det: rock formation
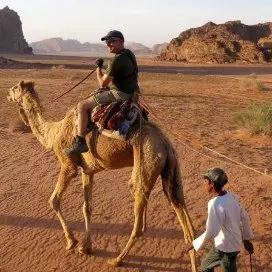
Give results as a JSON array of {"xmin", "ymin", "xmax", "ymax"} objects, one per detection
[
  {"xmin": 0, "ymin": 6, "xmax": 32, "ymax": 53},
  {"xmin": 160, "ymin": 21, "xmax": 272, "ymax": 63}
]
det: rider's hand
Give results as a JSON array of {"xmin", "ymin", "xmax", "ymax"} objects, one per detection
[
  {"xmin": 243, "ymin": 240, "xmax": 254, "ymax": 254},
  {"xmin": 95, "ymin": 58, "xmax": 104, "ymax": 68}
]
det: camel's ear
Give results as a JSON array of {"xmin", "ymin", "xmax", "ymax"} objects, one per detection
[
  {"xmin": 19, "ymin": 81, "xmax": 35, "ymax": 92},
  {"xmin": 19, "ymin": 80, "xmax": 24, "ymax": 89},
  {"xmin": 19, "ymin": 108, "xmax": 30, "ymax": 126}
]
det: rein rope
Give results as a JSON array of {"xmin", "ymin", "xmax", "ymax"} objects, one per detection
[
  {"xmin": 250, "ymin": 253, "xmax": 253, "ymax": 272},
  {"xmin": 44, "ymin": 68, "xmax": 96, "ymax": 106}
]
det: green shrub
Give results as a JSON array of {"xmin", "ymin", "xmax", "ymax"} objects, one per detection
[
  {"xmin": 241, "ymin": 73, "xmax": 265, "ymax": 92},
  {"xmin": 235, "ymin": 103, "xmax": 272, "ymax": 135}
]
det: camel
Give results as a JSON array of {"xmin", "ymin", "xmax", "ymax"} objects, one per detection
[{"xmin": 7, "ymin": 80, "xmax": 197, "ymax": 271}]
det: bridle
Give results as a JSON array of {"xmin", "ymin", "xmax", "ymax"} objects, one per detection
[{"xmin": 43, "ymin": 68, "xmax": 96, "ymax": 106}]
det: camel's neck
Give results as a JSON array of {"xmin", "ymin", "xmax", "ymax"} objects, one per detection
[{"xmin": 22, "ymin": 95, "xmax": 64, "ymax": 149}]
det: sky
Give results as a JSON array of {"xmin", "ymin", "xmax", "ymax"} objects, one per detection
[{"xmin": 1, "ymin": 0, "xmax": 272, "ymax": 46}]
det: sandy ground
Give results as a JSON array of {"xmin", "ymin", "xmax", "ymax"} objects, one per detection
[{"xmin": 0, "ymin": 60, "xmax": 272, "ymax": 272}]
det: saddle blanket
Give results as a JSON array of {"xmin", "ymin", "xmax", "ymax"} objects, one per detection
[{"xmin": 90, "ymin": 100, "xmax": 143, "ymax": 140}]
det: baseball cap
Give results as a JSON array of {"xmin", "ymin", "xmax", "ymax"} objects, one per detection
[
  {"xmin": 203, "ymin": 168, "xmax": 228, "ymax": 187},
  {"xmin": 101, "ymin": 30, "xmax": 124, "ymax": 41}
]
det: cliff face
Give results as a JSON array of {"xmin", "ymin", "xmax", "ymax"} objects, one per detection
[
  {"xmin": 160, "ymin": 21, "xmax": 272, "ymax": 63},
  {"xmin": 0, "ymin": 6, "xmax": 32, "ymax": 53}
]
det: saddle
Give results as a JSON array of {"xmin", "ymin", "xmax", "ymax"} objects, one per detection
[{"xmin": 89, "ymin": 99, "xmax": 148, "ymax": 140}]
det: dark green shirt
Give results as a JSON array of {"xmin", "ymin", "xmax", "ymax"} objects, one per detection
[{"xmin": 105, "ymin": 49, "xmax": 139, "ymax": 94}]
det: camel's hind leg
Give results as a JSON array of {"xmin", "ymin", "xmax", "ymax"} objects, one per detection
[
  {"xmin": 172, "ymin": 203, "xmax": 197, "ymax": 272},
  {"xmin": 78, "ymin": 171, "xmax": 94, "ymax": 255},
  {"xmin": 108, "ymin": 124, "xmax": 164, "ymax": 266},
  {"xmin": 108, "ymin": 188, "xmax": 149, "ymax": 266},
  {"xmin": 49, "ymin": 164, "xmax": 78, "ymax": 250},
  {"xmin": 108, "ymin": 147, "xmax": 161, "ymax": 267},
  {"xmin": 129, "ymin": 179, "xmax": 147, "ymax": 233}
]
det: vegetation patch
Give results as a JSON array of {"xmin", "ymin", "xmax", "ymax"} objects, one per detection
[
  {"xmin": 235, "ymin": 103, "xmax": 272, "ymax": 135},
  {"xmin": 240, "ymin": 73, "xmax": 265, "ymax": 91}
]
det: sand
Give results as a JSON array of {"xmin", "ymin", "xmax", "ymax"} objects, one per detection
[{"xmin": 0, "ymin": 60, "xmax": 272, "ymax": 272}]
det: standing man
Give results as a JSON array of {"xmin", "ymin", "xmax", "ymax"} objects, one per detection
[
  {"xmin": 67, "ymin": 30, "xmax": 139, "ymax": 154},
  {"xmin": 184, "ymin": 168, "xmax": 254, "ymax": 272}
]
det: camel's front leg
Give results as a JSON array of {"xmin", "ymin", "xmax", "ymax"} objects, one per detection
[
  {"xmin": 49, "ymin": 165, "xmax": 78, "ymax": 250},
  {"xmin": 78, "ymin": 171, "xmax": 94, "ymax": 255}
]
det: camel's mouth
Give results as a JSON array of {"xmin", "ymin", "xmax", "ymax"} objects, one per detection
[
  {"xmin": 7, "ymin": 92, "xmax": 13, "ymax": 101},
  {"xmin": 7, "ymin": 85, "xmax": 20, "ymax": 102},
  {"xmin": 7, "ymin": 89, "xmax": 15, "ymax": 102}
]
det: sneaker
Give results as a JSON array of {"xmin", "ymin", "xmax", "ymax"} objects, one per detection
[{"xmin": 66, "ymin": 136, "xmax": 89, "ymax": 155}]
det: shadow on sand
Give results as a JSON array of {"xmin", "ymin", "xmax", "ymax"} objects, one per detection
[
  {"xmin": 0, "ymin": 214, "xmax": 194, "ymax": 271},
  {"xmin": 0, "ymin": 214, "xmax": 184, "ymax": 239}
]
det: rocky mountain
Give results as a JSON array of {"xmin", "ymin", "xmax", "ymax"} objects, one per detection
[
  {"xmin": 31, "ymin": 38, "xmax": 154, "ymax": 55},
  {"xmin": 0, "ymin": 6, "xmax": 32, "ymax": 53},
  {"xmin": 160, "ymin": 21, "xmax": 272, "ymax": 63}
]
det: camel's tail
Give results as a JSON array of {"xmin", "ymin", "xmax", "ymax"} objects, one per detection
[
  {"xmin": 160, "ymin": 144, "xmax": 185, "ymax": 207},
  {"xmin": 160, "ymin": 143, "xmax": 197, "ymax": 272}
]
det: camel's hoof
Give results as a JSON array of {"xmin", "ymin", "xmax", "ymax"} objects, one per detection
[
  {"xmin": 66, "ymin": 238, "xmax": 78, "ymax": 250},
  {"xmin": 78, "ymin": 246, "xmax": 93, "ymax": 255},
  {"xmin": 107, "ymin": 258, "xmax": 123, "ymax": 267}
]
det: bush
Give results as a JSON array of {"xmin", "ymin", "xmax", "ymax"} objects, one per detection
[
  {"xmin": 241, "ymin": 73, "xmax": 265, "ymax": 92},
  {"xmin": 235, "ymin": 103, "xmax": 272, "ymax": 135}
]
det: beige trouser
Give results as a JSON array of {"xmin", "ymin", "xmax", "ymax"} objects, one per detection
[
  {"xmin": 77, "ymin": 89, "xmax": 133, "ymax": 136},
  {"xmin": 93, "ymin": 88, "xmax": 133, "ymax": 105}
]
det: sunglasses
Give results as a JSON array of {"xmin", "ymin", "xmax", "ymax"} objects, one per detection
[{"xmin": 105, "ymin": 38, "xmax": 122, "ymax": 45}]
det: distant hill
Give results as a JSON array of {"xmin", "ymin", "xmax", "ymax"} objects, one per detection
[
  {"xmin": 30, "ymin": 37, "xmax": 156, "ymax": 55},
  {"xmin": 151, "ymin": 42, "xmax": 169, "ymax": 55},
  {"xmin": 30, "ymin": 38, "xmax": 105, "ymax": 54},
  {"xmin": 160, "ymin": 20, "xmax": 272, "ymax": 63},
  {"xmin": 125, "ymin": 41, "xmax": 152, "ymax": 55}
]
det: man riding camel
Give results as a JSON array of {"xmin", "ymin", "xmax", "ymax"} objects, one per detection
[{"xmin": 67, "ymin": 30, "xmax": 139, "ymax": 154}]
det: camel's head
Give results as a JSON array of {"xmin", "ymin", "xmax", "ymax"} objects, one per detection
[
  {"xmin": 7, "ymin": 81, "xmax": 35, "ymax": 104},
  {"xmin": 7, "ymin": 81, "xmax": 36, "ymax": 127}
]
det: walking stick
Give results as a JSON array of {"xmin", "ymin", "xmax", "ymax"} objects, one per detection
[{"xmin": 250, "ymin": 253, "xmax": 253, "ymax": 272}]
